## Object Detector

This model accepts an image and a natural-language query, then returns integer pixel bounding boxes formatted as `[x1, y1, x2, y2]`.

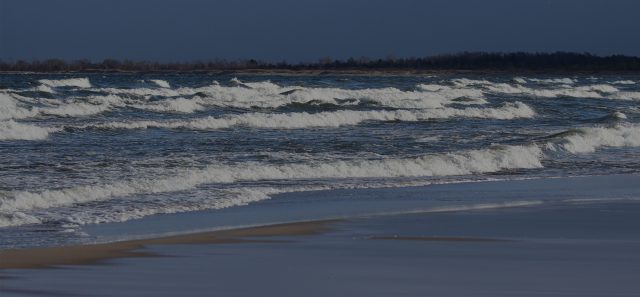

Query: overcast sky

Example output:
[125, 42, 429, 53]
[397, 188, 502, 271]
[1, 0, 639, 62]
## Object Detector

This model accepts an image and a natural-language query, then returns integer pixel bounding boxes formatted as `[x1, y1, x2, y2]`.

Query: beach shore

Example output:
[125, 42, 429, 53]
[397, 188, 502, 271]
[0, 220, 337, 269]
[2, 175, 640, 296]
[2, 199, 640, 297]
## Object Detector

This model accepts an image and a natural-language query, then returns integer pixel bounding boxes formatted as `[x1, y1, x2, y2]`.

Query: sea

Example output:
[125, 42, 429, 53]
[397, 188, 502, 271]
[1, 73, 639, 248]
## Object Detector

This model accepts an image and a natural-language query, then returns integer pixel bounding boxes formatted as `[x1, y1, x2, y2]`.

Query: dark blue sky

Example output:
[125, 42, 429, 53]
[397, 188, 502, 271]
[1, 0, 639, 62]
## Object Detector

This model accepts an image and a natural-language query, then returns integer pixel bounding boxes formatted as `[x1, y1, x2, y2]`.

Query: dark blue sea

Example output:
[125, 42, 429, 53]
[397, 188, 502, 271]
[1, 73, 639, 248]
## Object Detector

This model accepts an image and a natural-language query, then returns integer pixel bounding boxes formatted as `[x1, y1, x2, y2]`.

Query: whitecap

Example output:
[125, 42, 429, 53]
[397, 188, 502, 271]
[38, 77, 91, 88]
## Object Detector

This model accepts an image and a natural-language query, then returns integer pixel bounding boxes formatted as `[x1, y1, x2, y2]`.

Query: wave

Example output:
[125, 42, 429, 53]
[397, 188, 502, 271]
[548, 124, 640, 153]
[0, 144, 543, 218]
[149, 79, 171, 88]
[612, 80, 636, 85]
[1, 93, 126, 120]
[528, 78, 576, 84]
[40, 100, 114, 117]
[130, 97, 206, 113]
[95, 78, 488, 110]
[450, 78, 493, 87]
[0, 93, 38, 120]
[582, 111, 629, 125]
[3, 122, 639, 227]
[481, 82, 635, 99]
[418, 78, 639, 101]
[73, 102, 535, 131]
[53, 187, 285, 226]
[607, 111, 627, 120]
[0, 120, 59, 140]
[38, 78, 91, 88]
[0, 212, 42, 228]
[35, 85, 56, 93]
[512, 77, 527, 84]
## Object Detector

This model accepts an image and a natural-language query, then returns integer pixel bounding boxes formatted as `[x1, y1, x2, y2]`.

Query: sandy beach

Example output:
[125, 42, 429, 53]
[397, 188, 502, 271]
[0, 220, 337, 269]
[2, 176, 640, 296]
[2, 202, 640, 296]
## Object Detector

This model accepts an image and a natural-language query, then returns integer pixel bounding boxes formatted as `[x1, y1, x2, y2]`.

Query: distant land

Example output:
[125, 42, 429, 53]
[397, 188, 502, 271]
[1, 52, 640, 73]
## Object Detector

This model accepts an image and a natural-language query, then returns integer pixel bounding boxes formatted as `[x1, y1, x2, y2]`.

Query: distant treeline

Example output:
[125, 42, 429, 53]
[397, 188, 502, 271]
[2, 52, 640, 72]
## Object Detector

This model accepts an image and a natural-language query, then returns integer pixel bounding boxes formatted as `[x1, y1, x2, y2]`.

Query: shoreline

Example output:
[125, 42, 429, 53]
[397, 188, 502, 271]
[0, 220, 338, 270]
[4, 174, 640, 270]
[3, 200, 640, 296]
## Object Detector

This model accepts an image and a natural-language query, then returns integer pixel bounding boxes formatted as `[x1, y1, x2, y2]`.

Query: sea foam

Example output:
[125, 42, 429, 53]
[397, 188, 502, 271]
[551, 124, 640, 153]
[95, 78, 488, 110]
[0, 120, 58, 140]
[149, 79, 171, 88]
[38, 78, 92, 88]
[0, 144, 543, 216]
[73, 102, 535, 131]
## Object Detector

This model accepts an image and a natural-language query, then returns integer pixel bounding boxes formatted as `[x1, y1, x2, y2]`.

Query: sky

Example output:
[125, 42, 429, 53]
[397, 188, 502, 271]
[1, 0, 639, 62]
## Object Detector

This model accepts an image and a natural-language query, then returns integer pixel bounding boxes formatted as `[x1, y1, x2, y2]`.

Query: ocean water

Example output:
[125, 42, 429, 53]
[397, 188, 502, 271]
[1, 73, 639, 248]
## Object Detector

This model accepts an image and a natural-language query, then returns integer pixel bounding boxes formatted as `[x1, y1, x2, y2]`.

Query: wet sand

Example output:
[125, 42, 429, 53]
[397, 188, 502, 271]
[3, 201, 640, 296]
[2, 176, 640, 296]
[0, 220, 337, 269]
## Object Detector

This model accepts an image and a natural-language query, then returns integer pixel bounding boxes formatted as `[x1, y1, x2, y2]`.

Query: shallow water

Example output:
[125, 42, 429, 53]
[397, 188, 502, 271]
[4, 200, 640, 297]
[1, 73, 639, 248]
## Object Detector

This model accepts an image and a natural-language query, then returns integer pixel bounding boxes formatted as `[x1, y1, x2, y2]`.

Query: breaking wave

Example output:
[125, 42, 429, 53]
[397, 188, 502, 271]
[73, 102, 535, 131]
[95, 78, 488, 110]
[149, 79, 171, 88]
[0, 93, 38, 120]
[3, 121, 640, 227]
[3, 120, 639, 227]
[548, 124, 640, 153]
[612, 80, 636, 85]
[528, 78, 576, 84]
[0, 144, 543, 219]
[0, 120, 59, 140]
[38, 78, 91, 88]
[479, 82, 638, 100]
[130, 97, 206, 113]
[0, 93, 125, 120]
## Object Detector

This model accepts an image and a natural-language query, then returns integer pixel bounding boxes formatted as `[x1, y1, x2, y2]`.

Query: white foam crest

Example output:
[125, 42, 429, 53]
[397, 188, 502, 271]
[451, 78, 493, 87]
[550, 124, 640, 153]
[149, 79, 171, 88]
[482, 83, 628, 99]
[611, 80, 636, 85]
[0, 212, 42, 228]
[60, 187, 284, 225]
[0, 93, 38, 120]
[512, 77, 527, 84]
[131, 97, 206, 113]
[97, 86, 183, 97]
[610, 111, 627, 120]
[528, 78, 576, 84]
[199, 85, 461, 109]
[1, 93, 129, 119]
[40, 101, 113, 117]
[75, 102, 535, 131]
[38, 78, 91, 88]
[0, 120, 60, 140]
[95, 80, 487, 110]
[35, 85, 56, 93]
[34, 95, 125, 118]
[610, 91, 640, 100]
[241, 80, 282, 91]
[416, 84, 487, 105]
[576, 84, 619, 93]
[0, 144, 543, 215]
